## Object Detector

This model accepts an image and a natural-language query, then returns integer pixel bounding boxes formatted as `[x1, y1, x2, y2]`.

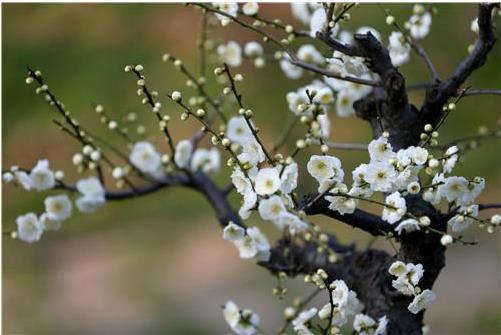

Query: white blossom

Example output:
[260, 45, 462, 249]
[375, 316, 388, 335]
[290, 3, 311, 25]
[309, 8, 327, 38]
[239, 191, 257, 220]
[335, 89, 358, 117]
[440, 176, 469, 204]
[275, 212, 309, 234]
[40, 213, 62, 231]
[490, 214, 501, 225]
[443, 146, 459, 173]
[470, 17, 479, 34]
[395, 166, 421, 191]
[258, 195, 286, 222]
[44, 194, 72, 221]
[130, 141, 162, 174]
[326, 194, 357, 215]
[242, 2, 258, 16]
[423, 173, 445, 205]
[217, 41, 242, 67]
[231, 168, 253, 196]
[223, 301, 241, 328]
[317, 114, 331, 139]
[76, 176, 105, 198]
[29, 159, 55, 191]
[280, 57, 304, 79]
[388, 32, 411, 66]
[238, 139, 265, 167]
[408, 289, 436, 314]
[395, 218, 421, 235]
[16, 213, 44, 243]
[388, 261, 407, 277]
[331, 279, 350, 306]
[390, 262, 423, 296]
[191, 147, 220, 173]
[297, 43, 324, 64]
[409, 12, 432, 40]
[448, 205, 478, 232]
[440, 234, 453, 246]
[353, 314, 375, 335]
[76, 195, 106, 213]
[405, 263, 424, 286]
[313, 87, 335, 105]
[354, 313, 387, 335]
[280, 162, 298, 194]
[319, 304, 349, 327]
[292, 307, 318, 335]
[244, 41, 263, 57]
[226, 116, 253, 144]
[235, 226, 270, 261]
[14, 171, 33, 190]
[365, 162, 397, 193]
[75, 176, 106, 213]
[3, 171, 14, 183]
[368, 137, 395, 163]
[391, 276, 416, 296]
[307, 155, 344, 184]
[254, 168, 281, 196]
[223, 301, 261, 335]
[214, 2, 238, 25]
[223, 222, 245, 243]
[174, 139, 193, 169]
[382, 192, 407, 224]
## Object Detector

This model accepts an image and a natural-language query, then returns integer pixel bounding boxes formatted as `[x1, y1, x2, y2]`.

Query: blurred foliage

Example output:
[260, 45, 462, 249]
[2, 3, 500, 334]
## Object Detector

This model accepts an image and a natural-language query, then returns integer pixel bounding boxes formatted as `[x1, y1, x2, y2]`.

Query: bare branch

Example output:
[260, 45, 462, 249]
[439, 3, 499, 100]
[463, 89, 501, 96]
[478, 203, 501, 211]
[301, 194, 393, 236]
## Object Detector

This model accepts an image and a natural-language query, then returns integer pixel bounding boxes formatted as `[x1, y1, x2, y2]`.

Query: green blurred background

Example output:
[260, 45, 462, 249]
[2, 3, 500, 334]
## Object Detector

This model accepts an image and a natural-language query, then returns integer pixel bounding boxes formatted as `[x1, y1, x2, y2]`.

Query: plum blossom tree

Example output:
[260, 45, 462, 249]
[3, 3, 501, 335]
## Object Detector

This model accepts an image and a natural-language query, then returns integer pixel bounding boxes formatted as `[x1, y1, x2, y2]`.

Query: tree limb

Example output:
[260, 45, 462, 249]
[301, 194, 394, 236]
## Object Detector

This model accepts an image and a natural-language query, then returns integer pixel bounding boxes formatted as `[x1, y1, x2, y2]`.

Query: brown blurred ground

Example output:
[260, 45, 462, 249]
[2, 3, 501, 334]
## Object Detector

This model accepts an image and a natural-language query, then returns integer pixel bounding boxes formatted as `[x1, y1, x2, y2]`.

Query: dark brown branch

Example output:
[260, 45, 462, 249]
[478, 203, 501, 211]
[301, 194, 394, 236]
[422, 3, 499, 115]
[463, 89, 501, 96]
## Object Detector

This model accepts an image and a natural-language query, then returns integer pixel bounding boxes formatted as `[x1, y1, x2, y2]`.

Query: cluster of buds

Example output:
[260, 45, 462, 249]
[304, 268, 329, 289]
[72, 144, 101, 173]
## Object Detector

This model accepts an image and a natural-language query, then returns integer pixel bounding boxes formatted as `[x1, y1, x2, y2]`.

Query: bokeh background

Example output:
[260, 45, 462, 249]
[2, 3, 500, 334]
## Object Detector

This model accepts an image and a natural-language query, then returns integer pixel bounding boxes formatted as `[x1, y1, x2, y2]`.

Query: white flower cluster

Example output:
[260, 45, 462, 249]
[130, 141, 164, 177]
[1, 158, 104, 242]
[317, 280, 363, 329]
[407, 5, 432, 40]
[223, 222, 270, 262]
[213, 2, 259, 25]
[217, 40, 242, 67]
[388, 32, 411, 67]
[244, 41, 265, 68]
[223, 301, 261, 335]
[129, 139, 220, 175]
[286, 4, 378, 115]
[353, 313, 388, 335]
[3, 160, 56, 191]
[16, 192, 73, 243]
[388, 261, 436, 314]
[75, 176, 106, 213]
[226, 115, 309, 240]
[291, 275, 387, 335]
